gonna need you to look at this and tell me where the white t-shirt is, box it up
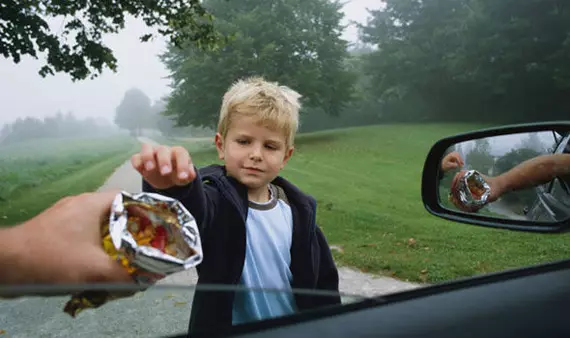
[231,184,297,325]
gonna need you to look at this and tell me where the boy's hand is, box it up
[131,143,196,190]
[441,151,464,172]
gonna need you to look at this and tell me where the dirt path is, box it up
[0,136,423,338]
[96,136,159,193]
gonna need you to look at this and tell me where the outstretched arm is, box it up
[488,153,570,201]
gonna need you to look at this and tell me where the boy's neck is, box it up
[222,168,272,203]
[248,185,271,203]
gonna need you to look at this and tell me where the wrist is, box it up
[0,225,32,284]
[488,176,507,202]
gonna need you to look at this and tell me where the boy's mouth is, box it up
[244,167,263,173]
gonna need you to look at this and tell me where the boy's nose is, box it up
[249,145,262,161]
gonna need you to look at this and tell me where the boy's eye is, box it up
[265,143,279,150]
[236,139,249,145]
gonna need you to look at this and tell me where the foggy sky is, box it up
[0,0,382,126]
[455,131,559,159]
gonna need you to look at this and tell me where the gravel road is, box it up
[0,136,423,337]
[486,200,528,221]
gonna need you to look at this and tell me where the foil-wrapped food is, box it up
[63,191,203,317]
[448,170,491,212]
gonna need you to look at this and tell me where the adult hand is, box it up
[1,190,133,285]
[448,170,503,213]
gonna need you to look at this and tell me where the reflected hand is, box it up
[449,170,502,213]
[441,151,464,172]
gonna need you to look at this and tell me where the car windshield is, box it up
[2,0,570,337]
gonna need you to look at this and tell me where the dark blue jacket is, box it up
[142,164,341,336]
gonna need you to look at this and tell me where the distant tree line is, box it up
[0,112,117,145]
[113,88,213,138]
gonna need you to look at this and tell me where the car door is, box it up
[526,133,570,222]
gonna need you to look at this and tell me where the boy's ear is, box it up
[281,146,295,169]
[214,133,225,160]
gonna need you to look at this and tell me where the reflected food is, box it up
[437,130,570,223]
[448,170,491,212]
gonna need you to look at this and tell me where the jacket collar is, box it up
[198,164,316,217]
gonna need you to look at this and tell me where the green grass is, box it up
[0,136,139,226]
[156,135,214,152]
[186,123,570,284]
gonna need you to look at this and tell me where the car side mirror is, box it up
[421,121,570,233]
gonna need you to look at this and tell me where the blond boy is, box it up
[132,77,340,335]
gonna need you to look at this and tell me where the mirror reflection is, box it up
[438,130,570,223]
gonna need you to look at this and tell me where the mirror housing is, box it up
[422,121,570,233]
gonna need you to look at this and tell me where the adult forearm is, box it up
[494,154,570,196]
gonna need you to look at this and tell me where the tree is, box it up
[0,124,12,143]
[0,0,227,81]
[114,88,152,136]
[161,0,357,129]
[150,99,214,137]
[517,132,548,154]
[358,0,570,123]
[465,138,494,175]
[494,148,543,177]
[493,147,543,208]
[150,99,176,135]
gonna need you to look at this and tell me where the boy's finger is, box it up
[131,153,143,173]
[156,146,173,175]
[140,143,156,171]
[172,146,192,182]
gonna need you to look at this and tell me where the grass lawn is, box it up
[0,136,139,226]
[184,123,570,284]
[154,135,214,151]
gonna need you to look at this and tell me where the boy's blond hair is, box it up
[217,76,302,147]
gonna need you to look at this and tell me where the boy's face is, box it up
[215,116,294,191]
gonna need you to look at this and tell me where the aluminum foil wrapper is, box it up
[63,191,203,317]
[449,170,491,210]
